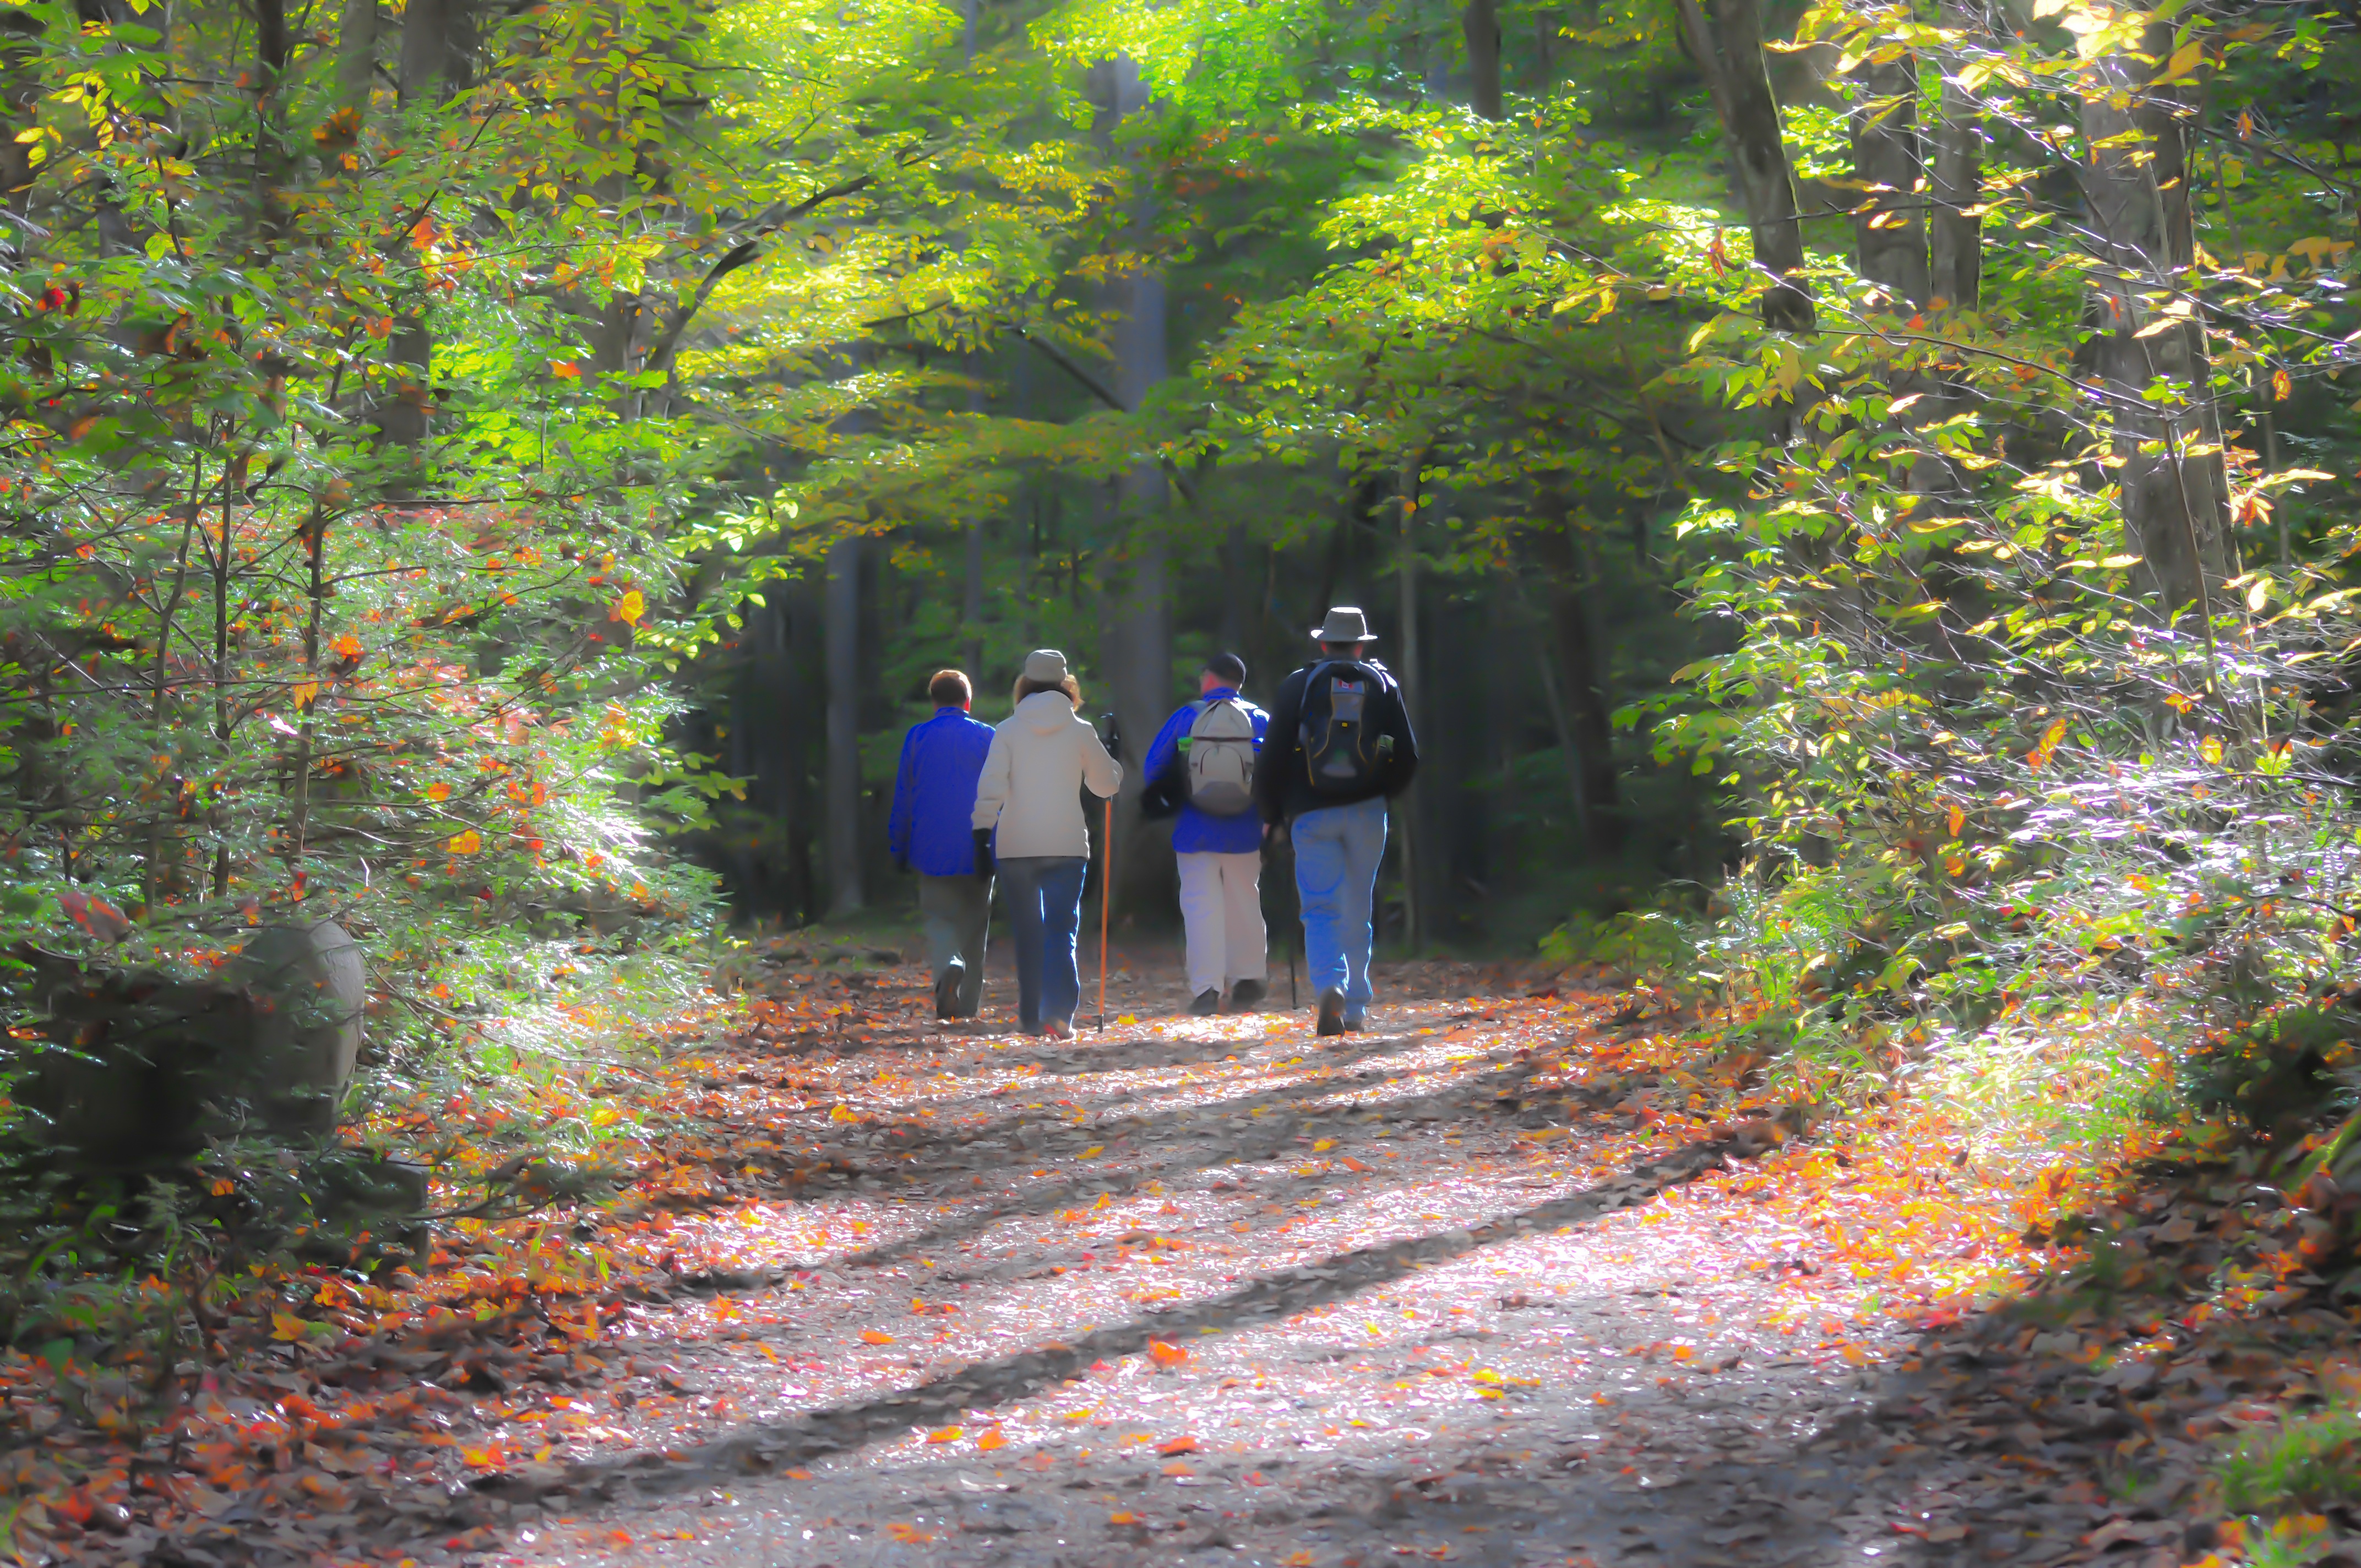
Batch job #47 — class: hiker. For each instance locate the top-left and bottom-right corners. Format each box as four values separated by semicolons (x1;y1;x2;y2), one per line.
1142;652;1270;1016
971;650;1123;1039
1252;607;1419;1036
887;669;998;1021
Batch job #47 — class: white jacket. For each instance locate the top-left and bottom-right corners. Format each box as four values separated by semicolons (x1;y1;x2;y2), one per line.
972;692;1123;858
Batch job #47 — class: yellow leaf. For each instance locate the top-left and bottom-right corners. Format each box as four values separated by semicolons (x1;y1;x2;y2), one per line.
831;1105;858;1122
291;680;319;711
2159;40;2205;80
1313;1139;1335;1151
270;1311;311;1342
1110;1512;1141;1526
2027;717;2069;771
2201;734;2224;765
1947;805;1965;837
446;829;482;855
612;590;645;625
861;1330;894;1345
2248;578;2271;612
2274;368;2293;402
1116;1013;1138;1025
1080;1145;1105;1159
926;1426;963;1444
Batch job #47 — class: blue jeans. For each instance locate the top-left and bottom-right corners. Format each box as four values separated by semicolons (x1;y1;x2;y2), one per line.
997;856;1088;1030
1292;796;1388;1014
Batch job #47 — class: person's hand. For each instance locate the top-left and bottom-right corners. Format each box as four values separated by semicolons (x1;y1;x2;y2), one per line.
972;828;995;875
1262;820;1287;849
894;856;910;875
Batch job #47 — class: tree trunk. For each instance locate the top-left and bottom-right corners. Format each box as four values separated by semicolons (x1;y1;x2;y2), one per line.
1395;454;1422;952
1928;2;1982;314
381;0;471;449
1464;0;1503;121
1097;57;1174;917
1535;511;1619;854
1672;0;1813;332
1849;52;1928;308
2079;25;2231;622
824;533;866;916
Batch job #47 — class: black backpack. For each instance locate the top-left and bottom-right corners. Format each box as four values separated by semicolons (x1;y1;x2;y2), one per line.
1296;660;1397;797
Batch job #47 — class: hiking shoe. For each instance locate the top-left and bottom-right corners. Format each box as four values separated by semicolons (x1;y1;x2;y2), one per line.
934;967;963;1020
1042;1019;1074;1040
1316;988;1346;1036
1189;988;1222;1017
1341;1011;1365;1033
1229;978;1266;1011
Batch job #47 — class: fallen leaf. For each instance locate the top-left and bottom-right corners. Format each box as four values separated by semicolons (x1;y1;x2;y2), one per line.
925;1426;962;1444
1148;1340;1189;1368
1155;1436;1199;1456
861;1331;894;1345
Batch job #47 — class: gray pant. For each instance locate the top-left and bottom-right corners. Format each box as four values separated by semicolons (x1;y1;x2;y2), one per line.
918;873;992;1016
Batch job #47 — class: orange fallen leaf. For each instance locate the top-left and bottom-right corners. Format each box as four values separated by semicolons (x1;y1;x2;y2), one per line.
1147;1340;1189;1368
1162;1461;1195;1477
1342;1156;1372;1173
1110;1511;1141;1525
784;1468;812;1479
861;1330;894;1345
976;1426;1007;1451
925;1426;962;1444
1155;1436;1199;1456
1284;1555;1315;1567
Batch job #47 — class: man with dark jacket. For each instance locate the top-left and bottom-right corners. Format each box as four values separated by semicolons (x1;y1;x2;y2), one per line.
1252;607;1419;1036
888;669;997;1019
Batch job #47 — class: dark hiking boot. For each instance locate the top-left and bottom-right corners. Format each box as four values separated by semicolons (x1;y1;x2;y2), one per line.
1342;1009;1365;1032
1189;988;1222;1017
1316;988;1346;1036
935;967;963;1021
1229;978;1266;1011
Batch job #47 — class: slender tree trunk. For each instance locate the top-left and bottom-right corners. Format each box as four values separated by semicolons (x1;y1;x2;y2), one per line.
1464;0;1503;120
1097;57;1173;914
1928;2;1982;315
1849;52;1928;308
1535;510;1618;854
1672;0;1813;332
1395;454;1422;952
383;0;470;449
2079;24;2231;623
824;533;865;916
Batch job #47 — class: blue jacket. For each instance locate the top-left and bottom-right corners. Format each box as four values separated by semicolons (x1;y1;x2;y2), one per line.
1142;687;1270;855
888;707;997;876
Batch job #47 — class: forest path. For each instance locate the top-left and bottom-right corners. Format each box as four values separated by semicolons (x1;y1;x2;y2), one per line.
476;961;1974;1568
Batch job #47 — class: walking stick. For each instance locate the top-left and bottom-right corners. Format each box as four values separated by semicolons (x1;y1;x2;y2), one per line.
1097;711;1119;1032
1097;793;1113;1032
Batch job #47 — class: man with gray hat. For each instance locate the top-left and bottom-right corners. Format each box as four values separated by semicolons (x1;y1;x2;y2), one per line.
1251;607;1419;1036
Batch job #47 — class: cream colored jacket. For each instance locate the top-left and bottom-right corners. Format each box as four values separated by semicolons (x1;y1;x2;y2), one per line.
971;692;1123;859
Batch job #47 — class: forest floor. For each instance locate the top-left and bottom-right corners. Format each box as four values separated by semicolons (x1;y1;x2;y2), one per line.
8;944;2355;1568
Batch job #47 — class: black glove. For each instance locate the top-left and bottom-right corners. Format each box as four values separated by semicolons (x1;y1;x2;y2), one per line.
972;828;995;875
894;856;911;875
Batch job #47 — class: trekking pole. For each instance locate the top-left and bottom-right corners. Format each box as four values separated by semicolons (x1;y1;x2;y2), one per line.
1097;793;1113;1032
1097;711;1120;1032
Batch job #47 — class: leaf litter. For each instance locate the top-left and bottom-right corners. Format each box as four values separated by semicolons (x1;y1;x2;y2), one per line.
2;949;2349;1565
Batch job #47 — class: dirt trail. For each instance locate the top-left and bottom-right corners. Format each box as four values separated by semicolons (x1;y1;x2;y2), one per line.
473;964;1951;1568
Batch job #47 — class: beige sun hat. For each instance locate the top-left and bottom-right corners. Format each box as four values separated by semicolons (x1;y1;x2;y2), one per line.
1308;606;1377;643
1021;649;1070;684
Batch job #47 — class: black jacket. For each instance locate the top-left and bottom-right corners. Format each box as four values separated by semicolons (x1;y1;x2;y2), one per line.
1252;658;1419;824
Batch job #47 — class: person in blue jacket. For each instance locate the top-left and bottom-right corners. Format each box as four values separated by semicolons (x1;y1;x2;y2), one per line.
888;669;998;1020
1142;653;1271;1016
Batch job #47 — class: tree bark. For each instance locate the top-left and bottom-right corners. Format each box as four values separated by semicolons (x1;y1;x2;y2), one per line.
1464;0;1503;121
1096;57;1174;914
383;0;470;450
1928;2;1982;314
1535;510;1619;854
824;533;866;916
1849;52;1929;307
2079;24;2231;622
1395;454;1422;951
1672;0;1813;332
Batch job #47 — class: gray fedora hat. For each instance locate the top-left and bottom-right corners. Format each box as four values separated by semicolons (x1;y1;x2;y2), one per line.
1308;606;1377;643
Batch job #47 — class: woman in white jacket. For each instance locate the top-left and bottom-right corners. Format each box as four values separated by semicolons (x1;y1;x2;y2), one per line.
972;650;1123;1037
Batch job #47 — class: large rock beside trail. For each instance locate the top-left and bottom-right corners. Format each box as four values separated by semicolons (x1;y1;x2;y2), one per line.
24;920;368;1169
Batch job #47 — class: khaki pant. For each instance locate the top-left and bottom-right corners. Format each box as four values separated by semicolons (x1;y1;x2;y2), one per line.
918;873;992;1016
1177;851;1267;997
